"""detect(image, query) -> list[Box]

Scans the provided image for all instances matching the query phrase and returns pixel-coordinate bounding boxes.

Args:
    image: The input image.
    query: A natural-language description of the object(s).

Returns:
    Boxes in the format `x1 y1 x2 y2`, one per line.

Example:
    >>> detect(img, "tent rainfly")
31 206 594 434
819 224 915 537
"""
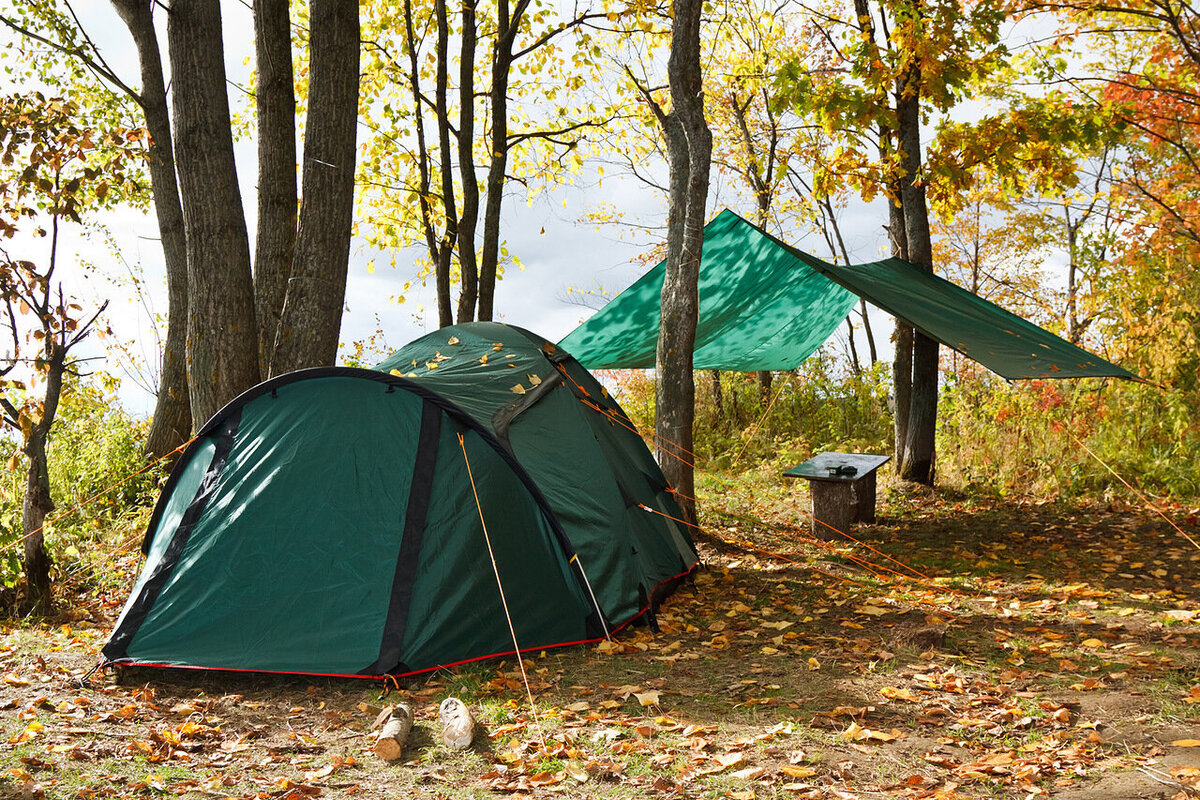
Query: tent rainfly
102 323 698 678
559 209 1136 381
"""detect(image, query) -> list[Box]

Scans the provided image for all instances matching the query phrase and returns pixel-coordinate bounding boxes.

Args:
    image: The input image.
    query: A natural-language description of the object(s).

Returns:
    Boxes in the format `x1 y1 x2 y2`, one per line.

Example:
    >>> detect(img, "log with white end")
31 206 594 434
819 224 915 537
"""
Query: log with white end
372 703 414 761
439 697 476 750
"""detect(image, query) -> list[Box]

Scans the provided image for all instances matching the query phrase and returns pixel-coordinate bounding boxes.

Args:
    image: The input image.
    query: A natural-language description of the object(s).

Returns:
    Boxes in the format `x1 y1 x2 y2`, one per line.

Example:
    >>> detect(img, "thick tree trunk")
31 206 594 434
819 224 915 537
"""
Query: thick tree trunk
655 0 711 526
455 0 480 323
110 0 192 457
896 76 938 485
253 0 298 375
271 0 359 374
167 0 260 426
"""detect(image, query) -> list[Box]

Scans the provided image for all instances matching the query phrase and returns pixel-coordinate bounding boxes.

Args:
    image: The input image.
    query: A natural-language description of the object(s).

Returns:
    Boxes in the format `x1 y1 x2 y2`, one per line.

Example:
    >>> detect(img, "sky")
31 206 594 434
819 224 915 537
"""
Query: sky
35 1 903 416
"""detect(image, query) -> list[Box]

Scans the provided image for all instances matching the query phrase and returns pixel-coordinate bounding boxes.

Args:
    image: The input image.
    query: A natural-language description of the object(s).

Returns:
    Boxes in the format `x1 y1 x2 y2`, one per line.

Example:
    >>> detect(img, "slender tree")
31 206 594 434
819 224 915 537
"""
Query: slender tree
653 0 712 523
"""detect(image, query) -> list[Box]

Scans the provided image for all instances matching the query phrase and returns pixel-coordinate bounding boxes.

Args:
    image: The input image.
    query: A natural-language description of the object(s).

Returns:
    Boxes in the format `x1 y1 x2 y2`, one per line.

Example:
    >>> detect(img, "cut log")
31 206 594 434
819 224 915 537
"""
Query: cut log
439 697 476 750
372 703 413 761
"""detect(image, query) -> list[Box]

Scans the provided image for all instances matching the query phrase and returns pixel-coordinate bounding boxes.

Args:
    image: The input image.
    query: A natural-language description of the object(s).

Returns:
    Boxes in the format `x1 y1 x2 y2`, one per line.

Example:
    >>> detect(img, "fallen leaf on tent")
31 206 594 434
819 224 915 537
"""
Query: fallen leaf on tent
1170 739 1200 747
880 687 920 703
389 369 402 377
425 362 438 370
780 765 816 778
527 374 542 386
510 384 526 394
448 336 460 345
479 354 488 364
634 690 661 707
492 342 503 350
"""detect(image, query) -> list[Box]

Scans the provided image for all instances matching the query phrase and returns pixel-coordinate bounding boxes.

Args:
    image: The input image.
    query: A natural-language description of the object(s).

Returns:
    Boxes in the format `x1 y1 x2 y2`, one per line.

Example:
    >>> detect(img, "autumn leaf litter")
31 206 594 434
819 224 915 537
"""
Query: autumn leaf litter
0 493 1198 798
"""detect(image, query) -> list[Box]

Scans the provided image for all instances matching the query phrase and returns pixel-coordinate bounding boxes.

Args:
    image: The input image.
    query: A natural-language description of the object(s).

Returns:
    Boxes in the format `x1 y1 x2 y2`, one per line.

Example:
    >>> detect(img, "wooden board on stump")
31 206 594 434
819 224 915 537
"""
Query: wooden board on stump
784 452 891 540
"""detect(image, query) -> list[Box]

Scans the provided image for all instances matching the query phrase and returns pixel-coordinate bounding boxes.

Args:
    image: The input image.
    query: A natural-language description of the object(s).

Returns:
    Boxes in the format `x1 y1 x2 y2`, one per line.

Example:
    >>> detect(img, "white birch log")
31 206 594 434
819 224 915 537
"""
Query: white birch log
439 697 476 750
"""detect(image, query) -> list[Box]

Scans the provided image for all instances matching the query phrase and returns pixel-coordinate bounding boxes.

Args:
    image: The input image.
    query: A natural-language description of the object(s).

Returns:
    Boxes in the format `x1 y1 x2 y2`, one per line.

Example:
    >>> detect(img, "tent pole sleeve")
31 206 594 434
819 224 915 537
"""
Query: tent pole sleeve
359 399 442 676
101 412 242 661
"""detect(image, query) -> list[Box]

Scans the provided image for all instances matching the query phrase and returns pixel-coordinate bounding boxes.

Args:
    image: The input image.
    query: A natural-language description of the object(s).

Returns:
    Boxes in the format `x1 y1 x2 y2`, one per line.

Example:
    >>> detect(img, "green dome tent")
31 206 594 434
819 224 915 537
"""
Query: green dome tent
102 322 698 678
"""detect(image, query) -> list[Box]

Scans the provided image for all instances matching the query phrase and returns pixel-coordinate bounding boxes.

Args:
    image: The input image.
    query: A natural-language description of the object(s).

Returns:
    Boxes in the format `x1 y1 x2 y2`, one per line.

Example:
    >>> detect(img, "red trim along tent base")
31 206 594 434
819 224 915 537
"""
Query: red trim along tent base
102 323 698 679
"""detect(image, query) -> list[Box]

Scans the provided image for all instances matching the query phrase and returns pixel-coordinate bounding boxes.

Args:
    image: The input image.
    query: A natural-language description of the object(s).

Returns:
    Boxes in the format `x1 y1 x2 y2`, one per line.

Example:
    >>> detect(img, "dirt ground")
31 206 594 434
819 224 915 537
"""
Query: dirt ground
0 488 1197 799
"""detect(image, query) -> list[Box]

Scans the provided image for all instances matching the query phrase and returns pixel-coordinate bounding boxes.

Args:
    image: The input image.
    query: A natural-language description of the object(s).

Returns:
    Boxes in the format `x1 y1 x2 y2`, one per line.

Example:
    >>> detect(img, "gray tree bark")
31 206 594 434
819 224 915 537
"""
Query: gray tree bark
655 0 712 525
21 345 63 616
253 0 298 375
455 0 480 323
167 0 260 426
109 0 191 458
896 64 938 485
433 0 457 328
271 0 360 374
478 0 528 321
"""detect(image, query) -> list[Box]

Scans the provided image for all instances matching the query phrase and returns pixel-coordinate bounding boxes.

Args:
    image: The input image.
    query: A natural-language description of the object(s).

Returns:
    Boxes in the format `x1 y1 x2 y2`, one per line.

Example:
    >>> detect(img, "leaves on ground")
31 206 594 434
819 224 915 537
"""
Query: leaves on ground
0 494 1198 798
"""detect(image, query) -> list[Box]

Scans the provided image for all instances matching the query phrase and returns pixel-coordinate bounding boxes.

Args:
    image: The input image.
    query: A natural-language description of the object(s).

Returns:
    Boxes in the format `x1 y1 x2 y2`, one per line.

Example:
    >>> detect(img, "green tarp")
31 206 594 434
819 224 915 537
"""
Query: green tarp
103 323 698 678
560 210 1136 381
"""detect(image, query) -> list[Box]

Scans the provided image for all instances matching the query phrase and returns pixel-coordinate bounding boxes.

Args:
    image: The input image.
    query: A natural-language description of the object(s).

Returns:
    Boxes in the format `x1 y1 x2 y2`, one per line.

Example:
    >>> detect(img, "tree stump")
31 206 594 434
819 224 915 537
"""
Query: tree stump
372 703 413 761
810 480 855 540
853 471 878 524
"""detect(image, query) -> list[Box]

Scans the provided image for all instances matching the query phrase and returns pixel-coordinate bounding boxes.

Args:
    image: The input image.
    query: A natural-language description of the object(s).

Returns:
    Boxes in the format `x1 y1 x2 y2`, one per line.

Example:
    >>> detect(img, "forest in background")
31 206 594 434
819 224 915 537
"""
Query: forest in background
0 0 1197 607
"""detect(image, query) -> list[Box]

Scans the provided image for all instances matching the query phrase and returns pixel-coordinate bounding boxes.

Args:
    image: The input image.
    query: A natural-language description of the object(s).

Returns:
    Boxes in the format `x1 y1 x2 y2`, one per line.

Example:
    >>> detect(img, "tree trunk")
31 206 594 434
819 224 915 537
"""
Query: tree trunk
22 437 54 616
433 0 457 328
270 0 359 374
253 0 298 376
860 299 877 364
109 0 192 457
478 0 526 322
655 0 712 527
710 370 723 417
896 68 938 485
167 0 261 426
455 0 480 323
21 348 65 616
845 315 861 375
889 188 912 474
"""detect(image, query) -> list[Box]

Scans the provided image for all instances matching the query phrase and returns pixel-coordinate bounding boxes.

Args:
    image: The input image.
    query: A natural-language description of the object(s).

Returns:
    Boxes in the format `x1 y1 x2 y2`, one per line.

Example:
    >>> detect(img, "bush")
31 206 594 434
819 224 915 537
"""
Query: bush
601 354 1200 504
938 370 1200 500
600 349 894 475
0 377 160 595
